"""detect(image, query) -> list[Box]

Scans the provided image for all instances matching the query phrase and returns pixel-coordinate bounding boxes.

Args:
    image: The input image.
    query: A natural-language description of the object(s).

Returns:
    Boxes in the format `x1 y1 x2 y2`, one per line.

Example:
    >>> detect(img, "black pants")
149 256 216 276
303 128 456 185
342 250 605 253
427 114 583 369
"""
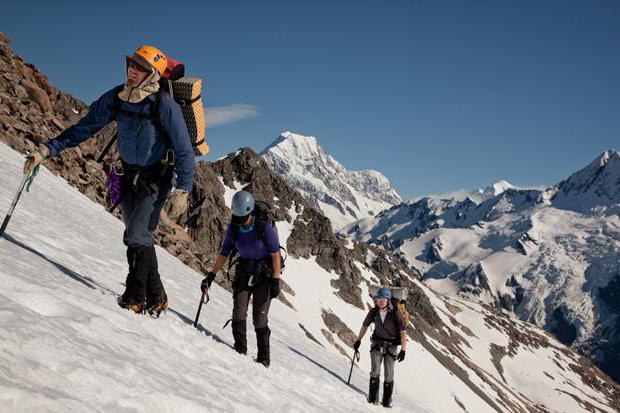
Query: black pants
231 260 273 359
119 162 172 302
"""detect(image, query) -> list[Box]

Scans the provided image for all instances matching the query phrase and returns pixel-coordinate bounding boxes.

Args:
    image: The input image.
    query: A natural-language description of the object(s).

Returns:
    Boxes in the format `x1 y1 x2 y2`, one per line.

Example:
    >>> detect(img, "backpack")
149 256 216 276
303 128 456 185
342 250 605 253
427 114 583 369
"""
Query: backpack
226 199 287 280
160 58 209 156
368 285 409 327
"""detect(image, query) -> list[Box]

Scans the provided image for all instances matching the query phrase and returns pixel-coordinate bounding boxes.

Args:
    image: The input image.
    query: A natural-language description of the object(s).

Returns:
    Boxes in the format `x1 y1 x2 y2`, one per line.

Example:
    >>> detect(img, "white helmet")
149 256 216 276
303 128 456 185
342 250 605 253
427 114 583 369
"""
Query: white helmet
231 191 255 223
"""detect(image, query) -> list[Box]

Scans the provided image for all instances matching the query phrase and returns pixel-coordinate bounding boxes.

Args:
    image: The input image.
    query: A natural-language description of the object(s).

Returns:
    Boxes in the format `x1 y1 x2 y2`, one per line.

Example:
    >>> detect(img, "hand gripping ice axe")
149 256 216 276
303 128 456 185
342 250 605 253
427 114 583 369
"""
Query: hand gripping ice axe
0 166 40 237
347 348 360 385
193 289 210 328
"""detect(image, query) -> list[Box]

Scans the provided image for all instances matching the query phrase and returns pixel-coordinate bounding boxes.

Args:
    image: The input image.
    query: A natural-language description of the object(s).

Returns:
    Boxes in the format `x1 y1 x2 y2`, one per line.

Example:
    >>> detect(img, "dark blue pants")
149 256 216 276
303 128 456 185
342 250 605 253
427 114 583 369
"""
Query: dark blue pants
120 171 172 247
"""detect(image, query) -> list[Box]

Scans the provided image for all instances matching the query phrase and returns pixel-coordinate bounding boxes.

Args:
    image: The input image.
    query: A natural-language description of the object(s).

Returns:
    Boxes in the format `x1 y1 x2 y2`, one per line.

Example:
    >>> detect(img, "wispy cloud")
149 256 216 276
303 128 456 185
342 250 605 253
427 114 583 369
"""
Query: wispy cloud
206 104 260 127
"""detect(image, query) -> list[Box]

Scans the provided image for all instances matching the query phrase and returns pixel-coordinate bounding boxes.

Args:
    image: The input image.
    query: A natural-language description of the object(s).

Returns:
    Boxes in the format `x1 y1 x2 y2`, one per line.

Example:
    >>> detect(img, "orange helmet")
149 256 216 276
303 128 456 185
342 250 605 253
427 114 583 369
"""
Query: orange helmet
131 45 167 76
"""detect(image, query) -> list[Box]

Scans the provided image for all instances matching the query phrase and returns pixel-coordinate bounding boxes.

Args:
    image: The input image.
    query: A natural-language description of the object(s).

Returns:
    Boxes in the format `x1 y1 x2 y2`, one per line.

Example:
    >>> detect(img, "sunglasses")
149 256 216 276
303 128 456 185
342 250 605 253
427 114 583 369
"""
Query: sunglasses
127 59 150 73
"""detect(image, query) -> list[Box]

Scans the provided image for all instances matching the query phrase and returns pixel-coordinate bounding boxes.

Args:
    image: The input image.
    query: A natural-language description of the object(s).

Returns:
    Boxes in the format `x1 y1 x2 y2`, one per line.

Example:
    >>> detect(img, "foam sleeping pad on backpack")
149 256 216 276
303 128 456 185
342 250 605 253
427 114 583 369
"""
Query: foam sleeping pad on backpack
171 77 209 156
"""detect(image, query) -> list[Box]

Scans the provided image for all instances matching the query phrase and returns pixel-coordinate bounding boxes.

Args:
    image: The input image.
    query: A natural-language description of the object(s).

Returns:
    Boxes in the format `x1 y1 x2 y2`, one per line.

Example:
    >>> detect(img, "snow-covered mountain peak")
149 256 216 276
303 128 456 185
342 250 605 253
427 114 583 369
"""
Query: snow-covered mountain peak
479 180 515 198
597 148 619 167
261 130 321 159
262 131 401 230
552 149 620 212
419 180 519 205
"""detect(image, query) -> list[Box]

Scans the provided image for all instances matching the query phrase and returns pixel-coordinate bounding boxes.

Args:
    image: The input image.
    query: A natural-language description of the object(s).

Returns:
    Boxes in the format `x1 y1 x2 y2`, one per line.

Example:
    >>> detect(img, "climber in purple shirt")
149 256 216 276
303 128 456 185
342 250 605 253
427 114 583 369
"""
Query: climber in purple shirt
201 190 282 367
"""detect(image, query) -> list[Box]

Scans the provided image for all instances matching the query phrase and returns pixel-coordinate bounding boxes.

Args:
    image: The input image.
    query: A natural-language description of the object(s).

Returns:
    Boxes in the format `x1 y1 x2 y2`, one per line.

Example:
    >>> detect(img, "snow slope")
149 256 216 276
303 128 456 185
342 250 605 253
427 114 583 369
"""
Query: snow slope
261 131 401 231
342 149 620 383
1 142 618 412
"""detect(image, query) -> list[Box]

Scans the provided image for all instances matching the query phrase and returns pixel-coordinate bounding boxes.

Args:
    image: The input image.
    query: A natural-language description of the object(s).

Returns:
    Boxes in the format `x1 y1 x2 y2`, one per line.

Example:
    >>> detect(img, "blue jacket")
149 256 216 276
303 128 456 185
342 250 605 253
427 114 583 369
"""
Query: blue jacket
46 86 195 191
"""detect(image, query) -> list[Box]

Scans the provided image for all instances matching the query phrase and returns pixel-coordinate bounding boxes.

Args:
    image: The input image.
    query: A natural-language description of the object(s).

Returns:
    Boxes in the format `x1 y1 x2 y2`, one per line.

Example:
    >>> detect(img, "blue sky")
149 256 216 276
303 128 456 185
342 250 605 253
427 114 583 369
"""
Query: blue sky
2 0 619 199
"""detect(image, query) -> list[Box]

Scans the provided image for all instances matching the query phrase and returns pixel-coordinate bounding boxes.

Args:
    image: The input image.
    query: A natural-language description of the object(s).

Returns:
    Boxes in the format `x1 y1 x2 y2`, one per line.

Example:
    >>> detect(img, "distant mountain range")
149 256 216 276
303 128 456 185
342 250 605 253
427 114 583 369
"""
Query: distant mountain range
341 149 620 382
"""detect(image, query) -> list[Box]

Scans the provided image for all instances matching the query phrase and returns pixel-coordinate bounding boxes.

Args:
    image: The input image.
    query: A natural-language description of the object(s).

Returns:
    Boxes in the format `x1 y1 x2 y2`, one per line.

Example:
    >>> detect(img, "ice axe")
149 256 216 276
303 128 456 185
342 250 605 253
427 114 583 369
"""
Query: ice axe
193 289 210 328
347 349 360 385
1 166 40 237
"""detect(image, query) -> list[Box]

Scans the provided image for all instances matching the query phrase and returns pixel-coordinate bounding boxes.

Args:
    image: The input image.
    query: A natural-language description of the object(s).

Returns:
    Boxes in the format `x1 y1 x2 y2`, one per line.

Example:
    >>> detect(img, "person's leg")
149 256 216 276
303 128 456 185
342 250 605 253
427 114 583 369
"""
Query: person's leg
231 269 251 354
144 178 171 313
368 346 382 404
146 246 167 316
252 280 272 366
382 345 398 407
120 175 170 313
120 186 142 307
119 178 157 309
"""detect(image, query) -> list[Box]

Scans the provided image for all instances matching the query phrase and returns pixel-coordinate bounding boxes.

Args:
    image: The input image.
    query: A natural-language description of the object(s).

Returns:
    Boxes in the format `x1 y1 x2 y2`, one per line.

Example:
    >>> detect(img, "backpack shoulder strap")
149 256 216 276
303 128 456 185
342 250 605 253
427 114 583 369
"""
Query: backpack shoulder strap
111 84 125 119
255 215 268 242
392 305 400 326
151 89 164 130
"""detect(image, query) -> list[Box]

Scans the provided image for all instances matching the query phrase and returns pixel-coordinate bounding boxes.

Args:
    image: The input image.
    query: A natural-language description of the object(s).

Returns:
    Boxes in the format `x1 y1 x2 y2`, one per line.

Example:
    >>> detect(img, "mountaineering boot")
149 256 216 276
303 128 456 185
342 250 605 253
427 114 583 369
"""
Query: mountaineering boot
382 381 394 408
232 320 248 355
120 246 150 313
145 246 168 317
118 295 146 313
368 377 380 404
147 290 168 318
255 326 271 367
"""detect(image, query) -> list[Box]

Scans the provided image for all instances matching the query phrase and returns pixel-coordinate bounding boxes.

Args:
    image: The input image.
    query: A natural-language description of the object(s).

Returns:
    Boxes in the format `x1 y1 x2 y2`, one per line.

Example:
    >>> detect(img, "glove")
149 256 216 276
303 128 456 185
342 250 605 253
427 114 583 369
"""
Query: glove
168 189 189 221
353 340 361 351
201 271 216 293
23 146 49 174
270 278 281 299
397 350 406 362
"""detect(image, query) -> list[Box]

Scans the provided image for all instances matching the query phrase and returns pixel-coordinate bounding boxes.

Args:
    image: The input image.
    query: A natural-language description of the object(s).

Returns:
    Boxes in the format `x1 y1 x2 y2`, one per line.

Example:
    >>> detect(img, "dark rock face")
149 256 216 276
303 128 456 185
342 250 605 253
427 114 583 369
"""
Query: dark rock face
549 307 578 347
321 309 356 347
595 274 620 383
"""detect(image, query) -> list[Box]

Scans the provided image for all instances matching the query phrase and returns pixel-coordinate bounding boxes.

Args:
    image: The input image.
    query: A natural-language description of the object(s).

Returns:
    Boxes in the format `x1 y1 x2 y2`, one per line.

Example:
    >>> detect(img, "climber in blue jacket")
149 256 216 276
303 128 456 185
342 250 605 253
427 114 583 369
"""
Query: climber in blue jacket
23 45 194 317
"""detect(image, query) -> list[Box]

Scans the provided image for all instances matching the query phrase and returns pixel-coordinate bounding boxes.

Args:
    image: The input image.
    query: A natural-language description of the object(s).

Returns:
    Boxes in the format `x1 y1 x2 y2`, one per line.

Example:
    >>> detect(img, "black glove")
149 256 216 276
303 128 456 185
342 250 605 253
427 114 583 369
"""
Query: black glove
270 278 281 298
201 271 216 293
353 340 361 351
397 350 406 362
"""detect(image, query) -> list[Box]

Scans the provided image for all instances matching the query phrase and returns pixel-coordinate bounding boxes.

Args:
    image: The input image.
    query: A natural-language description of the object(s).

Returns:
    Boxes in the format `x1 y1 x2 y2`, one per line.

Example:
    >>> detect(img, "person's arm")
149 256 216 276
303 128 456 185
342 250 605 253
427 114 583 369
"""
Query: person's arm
160 95 194 192
201 227 233 292
357 324 369 341
271 252 281 279
354 310 374 349
263 221 281 278
211 254 228 274
400 330 407 351
46 87 119 157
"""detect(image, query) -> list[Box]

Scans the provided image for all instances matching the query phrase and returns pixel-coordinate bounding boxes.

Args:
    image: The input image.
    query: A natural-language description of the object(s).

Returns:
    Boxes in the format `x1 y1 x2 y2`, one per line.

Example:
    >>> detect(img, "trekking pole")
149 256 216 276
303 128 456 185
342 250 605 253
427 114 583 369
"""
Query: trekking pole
96 133 117 163
193 290 210 328
0 167 38 237
347 349 360 385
